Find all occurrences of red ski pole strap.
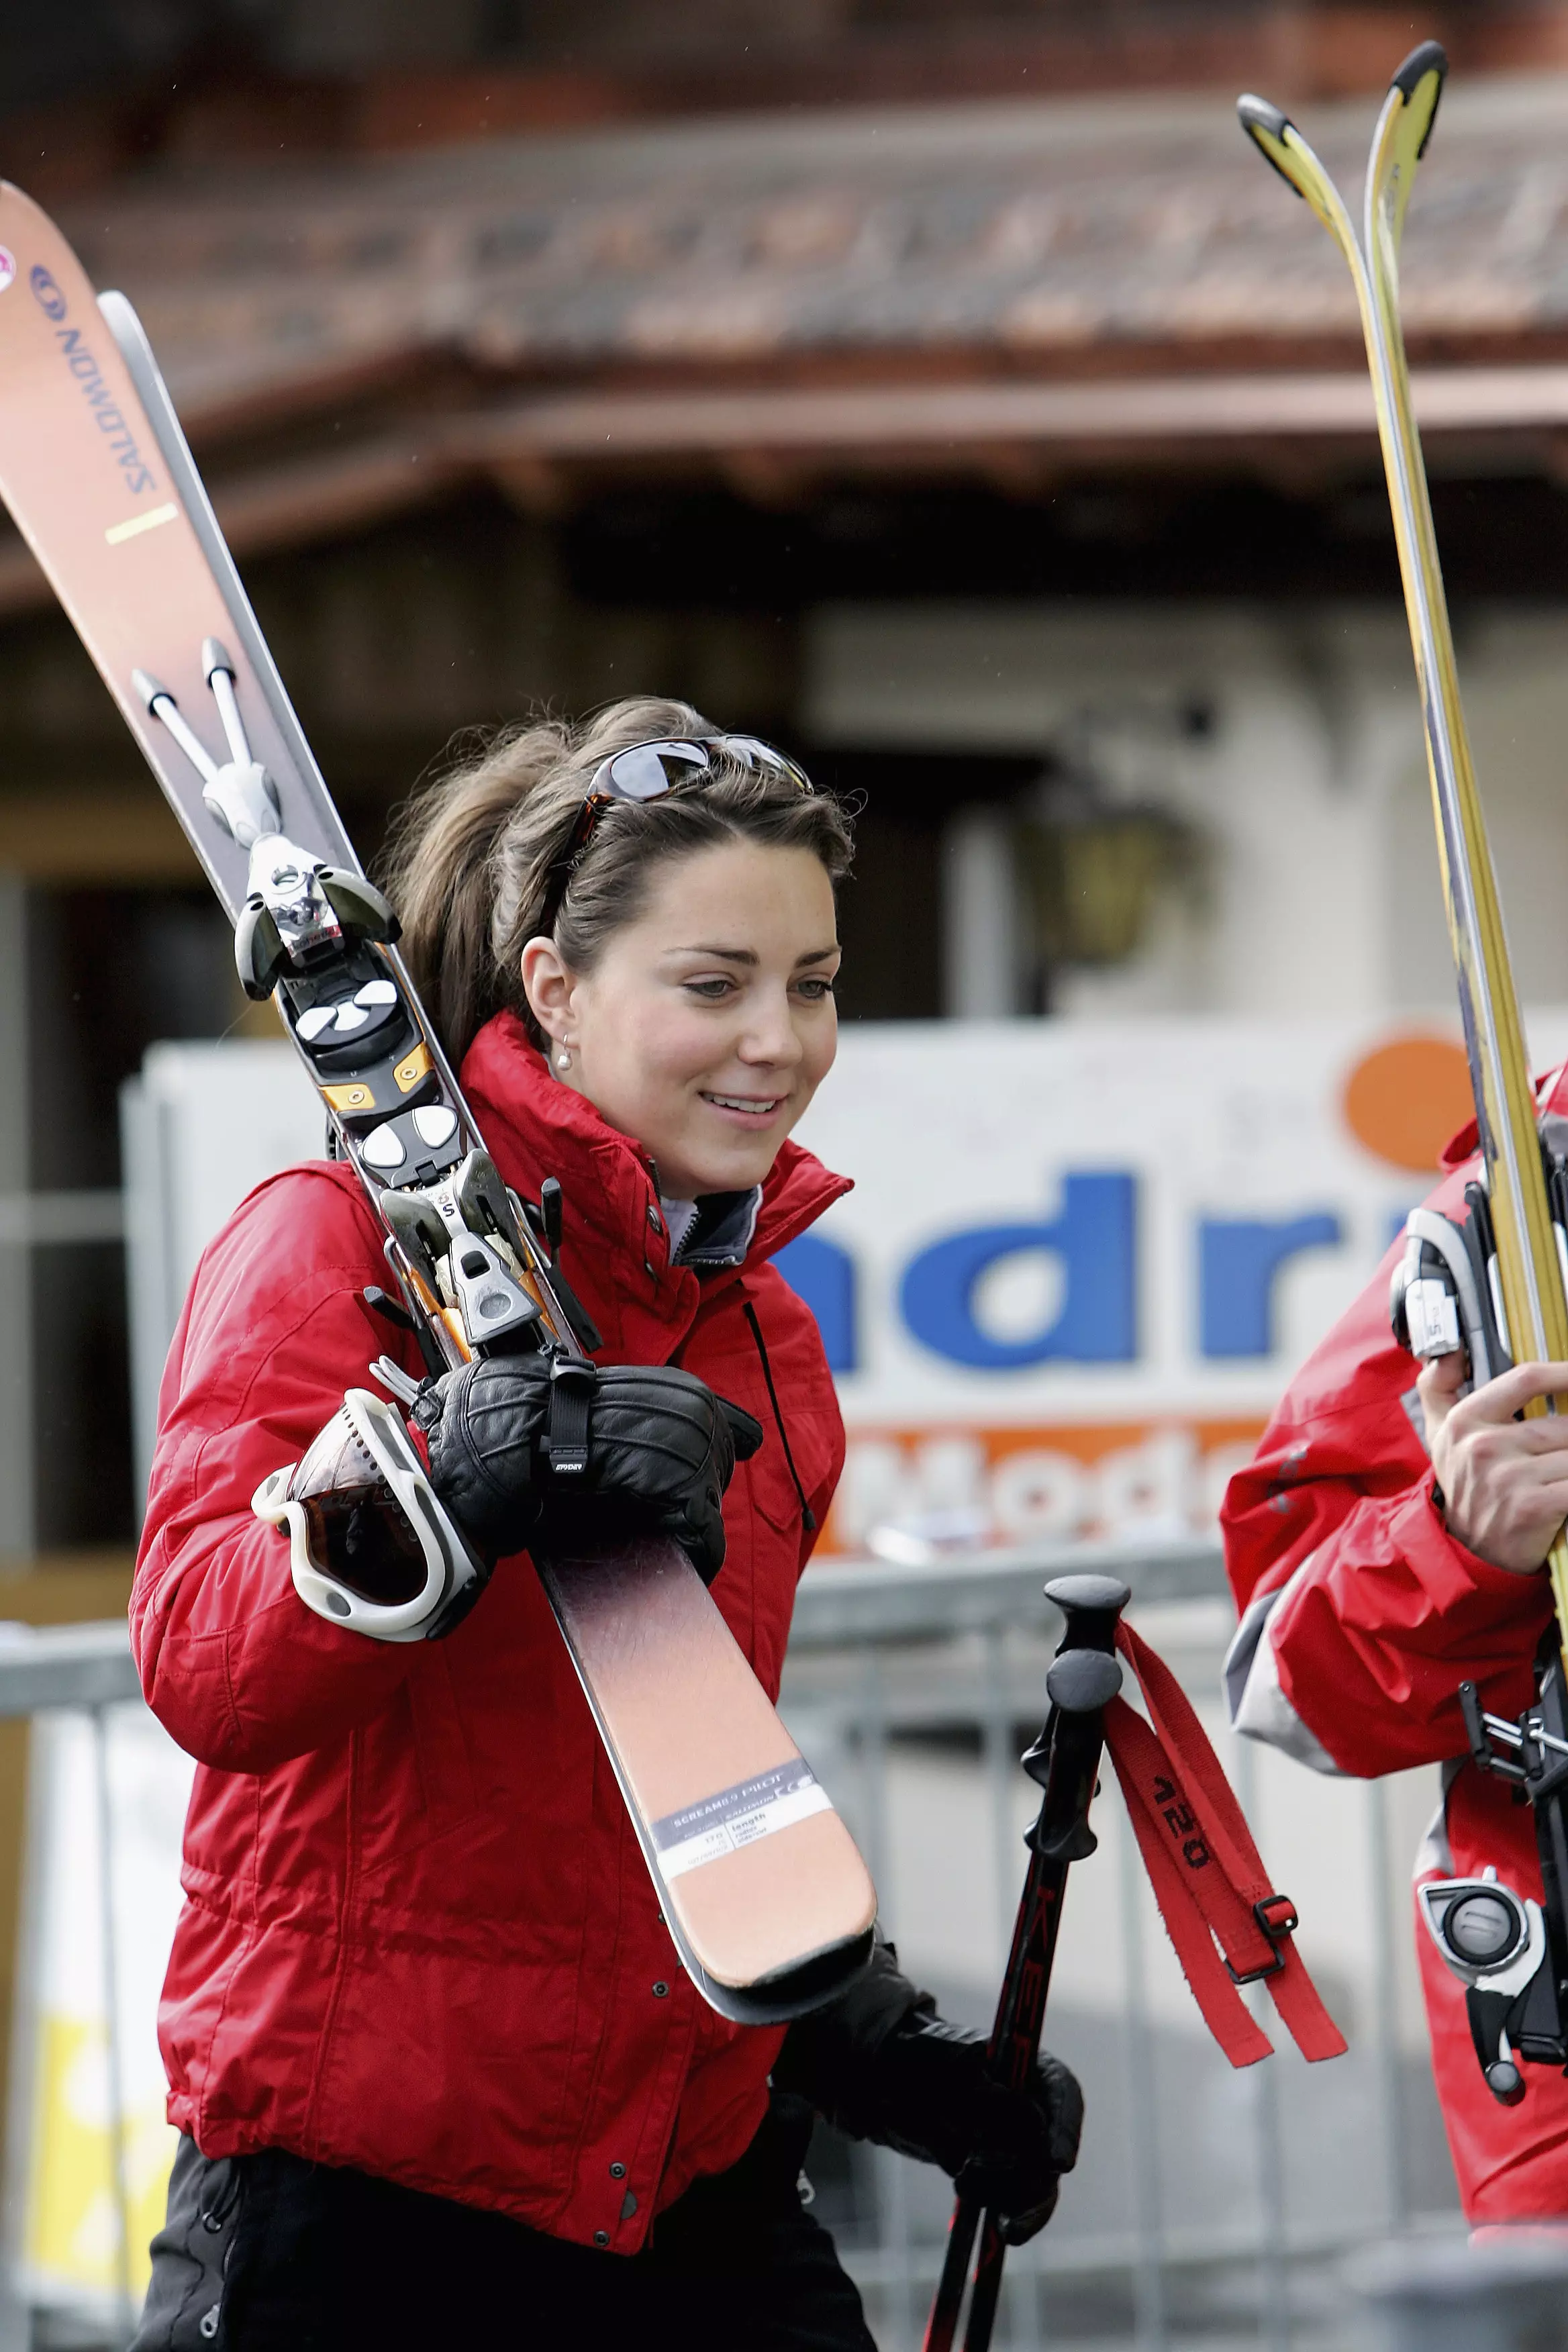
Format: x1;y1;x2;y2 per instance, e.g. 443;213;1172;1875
1101;1624;1346;2070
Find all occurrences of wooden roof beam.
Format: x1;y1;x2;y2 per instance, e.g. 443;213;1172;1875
5;365;1568;618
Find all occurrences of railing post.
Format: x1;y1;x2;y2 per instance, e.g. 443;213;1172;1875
1367;1775;1407;2235
979;1621;1034;2348
1233;1738;1291;2352
1118;1808;1167;2351
91;1706;135;2344
853;1647;918;2350
0;876;34;1559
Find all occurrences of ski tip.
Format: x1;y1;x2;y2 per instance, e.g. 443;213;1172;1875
1237;94;1289;140
1236;95;1305;197
1391;38;1449;98
1391;40;1449;157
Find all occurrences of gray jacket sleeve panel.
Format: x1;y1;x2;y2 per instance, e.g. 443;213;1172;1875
1222;1559;1346;1778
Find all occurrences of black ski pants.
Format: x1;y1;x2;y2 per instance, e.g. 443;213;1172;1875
132;2094;878;2352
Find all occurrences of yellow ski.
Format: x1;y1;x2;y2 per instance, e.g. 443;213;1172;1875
1240;45;1568;1643
1240;43;1568;2105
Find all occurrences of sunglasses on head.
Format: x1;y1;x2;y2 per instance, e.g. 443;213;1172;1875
534;734;815;940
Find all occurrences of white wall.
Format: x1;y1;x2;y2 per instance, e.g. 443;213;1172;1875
805;598;1568;1027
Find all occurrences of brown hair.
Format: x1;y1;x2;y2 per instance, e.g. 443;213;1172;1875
381;697;854;1066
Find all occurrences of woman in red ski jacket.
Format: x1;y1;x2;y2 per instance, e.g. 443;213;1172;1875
130;698;1081;2352
1222;1061;1568;2224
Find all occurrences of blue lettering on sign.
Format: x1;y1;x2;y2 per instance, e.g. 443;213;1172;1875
772;1232;858;1373
1198;1213;1343;1358
899;1172;1138;1369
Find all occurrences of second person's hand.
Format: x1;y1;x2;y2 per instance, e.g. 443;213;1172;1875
1419;1352;1568;1573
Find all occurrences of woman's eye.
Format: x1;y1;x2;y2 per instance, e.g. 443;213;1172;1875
684;977;736;1001
795;977;837;1001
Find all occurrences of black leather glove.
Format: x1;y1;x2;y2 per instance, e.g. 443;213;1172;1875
773;1934;1082;2245
420;1353;762;1583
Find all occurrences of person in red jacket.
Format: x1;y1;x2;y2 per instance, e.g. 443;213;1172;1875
1222;1061;1568;2224
130;697;1082;2352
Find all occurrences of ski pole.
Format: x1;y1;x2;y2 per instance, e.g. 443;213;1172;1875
924;1572;1129;2352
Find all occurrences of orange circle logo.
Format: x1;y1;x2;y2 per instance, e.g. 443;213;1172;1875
1342;1033;1473;1172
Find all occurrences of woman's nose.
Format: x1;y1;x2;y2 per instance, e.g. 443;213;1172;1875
738;990;803;1065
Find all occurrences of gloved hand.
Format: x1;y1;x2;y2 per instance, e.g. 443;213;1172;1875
419;1352;763;1583
873;2014;1081;2243
773;1934;1082;2245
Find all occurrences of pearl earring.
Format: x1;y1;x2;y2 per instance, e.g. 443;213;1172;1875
556;1044;573;1071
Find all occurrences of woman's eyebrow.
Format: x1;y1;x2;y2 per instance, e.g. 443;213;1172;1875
663;943;840;966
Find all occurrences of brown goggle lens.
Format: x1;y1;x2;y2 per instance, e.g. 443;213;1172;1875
290;1415;429;1607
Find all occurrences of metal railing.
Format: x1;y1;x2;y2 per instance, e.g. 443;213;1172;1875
0;1543;1467;2351
782;1538;1465;2352
0;1620;145;2351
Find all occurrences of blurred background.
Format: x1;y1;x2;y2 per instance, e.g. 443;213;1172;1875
11;0;1568;2345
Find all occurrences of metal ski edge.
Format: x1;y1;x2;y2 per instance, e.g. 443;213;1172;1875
99;289;485;1153
93;288;599;1357
1363;86;1567;1373
535;1558;875;2025
98;291;354;882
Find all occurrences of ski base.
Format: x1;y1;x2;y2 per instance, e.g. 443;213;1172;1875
540;1540;876;2021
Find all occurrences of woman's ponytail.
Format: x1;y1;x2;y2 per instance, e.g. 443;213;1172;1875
383;720;571;1064
381;697;854;1067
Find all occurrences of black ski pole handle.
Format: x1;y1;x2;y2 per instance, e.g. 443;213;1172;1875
924;1573;1129;2352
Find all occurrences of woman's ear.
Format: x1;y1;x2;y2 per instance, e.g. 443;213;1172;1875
520;938;575;1048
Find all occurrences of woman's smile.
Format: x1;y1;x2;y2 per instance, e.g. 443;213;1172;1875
699;1087;788;1123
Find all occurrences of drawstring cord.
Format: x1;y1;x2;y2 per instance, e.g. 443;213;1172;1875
742;1302;817;1534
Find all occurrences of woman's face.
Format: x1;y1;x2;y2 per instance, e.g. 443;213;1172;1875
522;840;840;1200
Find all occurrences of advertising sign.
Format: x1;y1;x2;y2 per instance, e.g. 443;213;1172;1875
783;1019;1564;1557
124;1018;1567;1559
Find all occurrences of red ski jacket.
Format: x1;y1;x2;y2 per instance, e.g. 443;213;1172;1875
131;1012;848;2251
1221;1060;1568;2222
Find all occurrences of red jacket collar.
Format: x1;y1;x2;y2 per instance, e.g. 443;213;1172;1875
1439;1058;1568;1170
458;1012;850;1272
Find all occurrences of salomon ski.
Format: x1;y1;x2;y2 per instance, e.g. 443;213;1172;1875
1240;46;1568;2100
0;181;876;2024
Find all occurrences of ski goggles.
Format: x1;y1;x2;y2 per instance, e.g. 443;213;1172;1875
535;734;815;940
252;1386;485;1643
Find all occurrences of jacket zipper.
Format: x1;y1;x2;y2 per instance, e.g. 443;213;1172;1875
741;1302;816;1534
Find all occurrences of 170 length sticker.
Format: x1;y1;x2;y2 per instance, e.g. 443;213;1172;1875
650;1761;832;1880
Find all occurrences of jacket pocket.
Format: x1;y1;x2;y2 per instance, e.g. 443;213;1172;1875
745;1403;838;1537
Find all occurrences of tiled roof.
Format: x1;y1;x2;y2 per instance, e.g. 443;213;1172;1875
0;68;1562;615
57;72;1568;424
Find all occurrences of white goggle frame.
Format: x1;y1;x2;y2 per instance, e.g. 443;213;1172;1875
252;1385;482;1645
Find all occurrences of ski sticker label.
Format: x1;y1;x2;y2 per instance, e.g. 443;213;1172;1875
650;1761;832;1879
0;250;14;296
26;266;160;497
105;502;178;545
